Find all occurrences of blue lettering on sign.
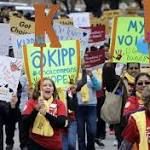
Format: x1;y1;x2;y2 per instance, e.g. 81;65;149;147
31;48;75;68
51;75;68;84
118;35;139;46
118;36;124;45
127;20;144;34
17;37;35;49
69;48;75;65
128;21;138;32
48;49;58;67
31;51;46;68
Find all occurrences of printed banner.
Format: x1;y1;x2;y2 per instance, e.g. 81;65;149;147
83;25;105;45
110;17;149;64
143;0;150;42
9;16;35;35
12;23;90;58
84;48;105;69
0;24;10;56
0;56;22;102
23;40;80;88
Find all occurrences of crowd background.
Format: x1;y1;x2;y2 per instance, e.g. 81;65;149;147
0;0;150;150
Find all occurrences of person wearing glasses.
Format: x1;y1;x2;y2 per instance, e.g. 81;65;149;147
124;73;150;118
119;85;150;150
124;63;140;96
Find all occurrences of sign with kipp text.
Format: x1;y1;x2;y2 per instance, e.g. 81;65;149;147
11;23;89;58
110;17;149;64
143;0;150;43
9;16;34;35
0;56;22;102
23;40;80;88
0;24;10;56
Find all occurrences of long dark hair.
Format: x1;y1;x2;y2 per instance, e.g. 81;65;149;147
102;62;118;91
32;77;59;100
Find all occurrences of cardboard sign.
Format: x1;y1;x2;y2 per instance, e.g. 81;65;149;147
0;24;10;56
69;12;90;28
0;56;22;102
84;48;105;69
12;23;90;58
143;0;150;42
34;4;61;47
83;25;105;45
9;16;34;35
110;17;149;64
54;18;74;26
23;40;80;88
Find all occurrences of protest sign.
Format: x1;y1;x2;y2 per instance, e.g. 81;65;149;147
0;56;22;102
12;23;90;58
90;16;109;34
9;15;35;35
103;10;121;35
110;17;149;64
69;12;90;28
34;4;61;48
83;25;105;45
54;18;74;26
23;40;80;88
143;0;150;43
84;48;105;69
0;24;10;56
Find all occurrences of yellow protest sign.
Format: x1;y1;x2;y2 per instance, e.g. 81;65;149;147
9;16;35;35
110;17;149;64
103;9;121;18
23;40;80;88
102;10;121;35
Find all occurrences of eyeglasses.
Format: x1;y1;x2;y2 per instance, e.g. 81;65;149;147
137;81;150;86
129;67;139;70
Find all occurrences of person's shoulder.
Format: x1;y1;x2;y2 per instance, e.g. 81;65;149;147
26;98;37;105
54;99;65;105
128;96;139;104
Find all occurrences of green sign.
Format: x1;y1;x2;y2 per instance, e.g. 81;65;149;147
110;17;149;64
23;40;80;88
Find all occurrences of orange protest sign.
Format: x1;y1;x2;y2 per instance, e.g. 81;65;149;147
34;3;61;47
143;0;150;43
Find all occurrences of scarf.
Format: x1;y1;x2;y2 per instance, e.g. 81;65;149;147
32;97;54;137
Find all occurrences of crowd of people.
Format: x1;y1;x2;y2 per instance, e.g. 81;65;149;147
0;0;150;150
0;60;149;150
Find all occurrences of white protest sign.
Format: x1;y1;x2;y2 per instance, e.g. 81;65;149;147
0;24;10;56
68;12;91;28
11;23;90;58
0;55;22;102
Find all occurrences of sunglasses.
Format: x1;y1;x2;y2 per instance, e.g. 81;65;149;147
129;67;139;70
137;81;150;86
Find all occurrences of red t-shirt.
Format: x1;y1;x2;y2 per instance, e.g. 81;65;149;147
122;110;150;149
124;96;143;116
23;99;66;150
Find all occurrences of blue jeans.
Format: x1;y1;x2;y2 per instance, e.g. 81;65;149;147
62;120;77;150
77;106;97;150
